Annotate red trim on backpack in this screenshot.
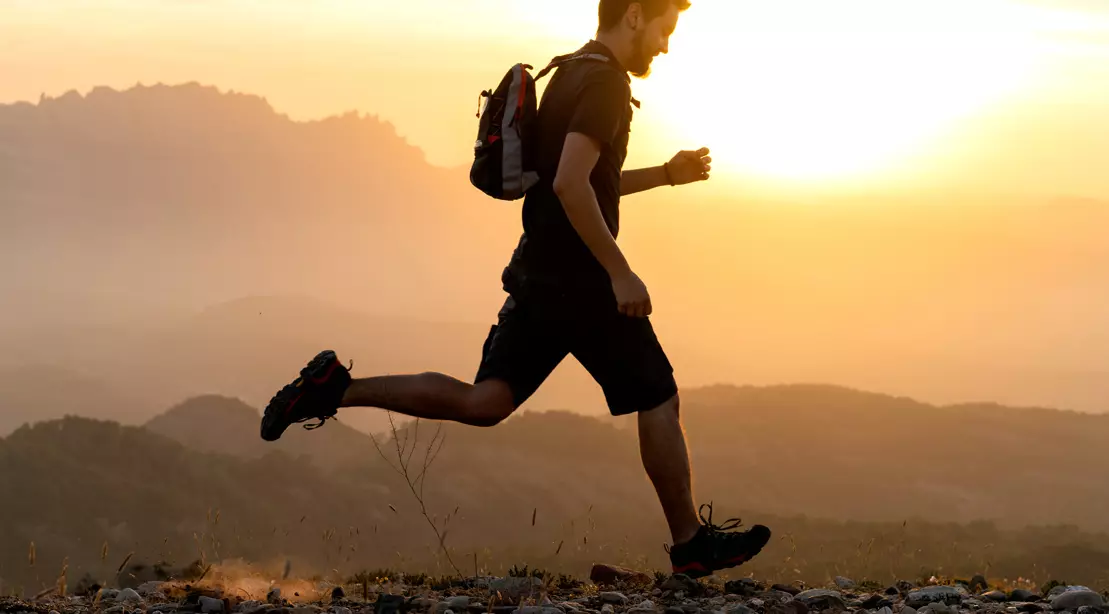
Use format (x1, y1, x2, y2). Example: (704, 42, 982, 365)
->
(516, 65, 528, 114)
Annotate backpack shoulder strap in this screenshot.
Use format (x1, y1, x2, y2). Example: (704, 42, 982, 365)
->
(533, 52, 611, 82)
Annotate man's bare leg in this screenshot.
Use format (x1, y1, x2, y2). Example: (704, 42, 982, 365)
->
(638, 394, 702, 545)
(341, 374, 516, 427)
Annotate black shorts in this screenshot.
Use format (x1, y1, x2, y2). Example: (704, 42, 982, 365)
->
(474, 294, 678, 416)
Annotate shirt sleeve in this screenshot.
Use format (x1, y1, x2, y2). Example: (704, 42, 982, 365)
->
(566, 69, 630, 147)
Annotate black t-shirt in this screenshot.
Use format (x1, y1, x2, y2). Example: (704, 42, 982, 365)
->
(502, 40, 633, 308)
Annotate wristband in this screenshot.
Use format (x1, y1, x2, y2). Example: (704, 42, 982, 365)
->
(663, 162, 675, 186)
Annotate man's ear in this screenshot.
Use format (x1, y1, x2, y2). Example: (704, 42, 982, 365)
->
(627, 2, 643, 30)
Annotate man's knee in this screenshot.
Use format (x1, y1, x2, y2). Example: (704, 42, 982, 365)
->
(466, 380, 517, 427)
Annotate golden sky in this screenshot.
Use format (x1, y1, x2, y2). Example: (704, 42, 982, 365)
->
(3, 0, 1108, 196)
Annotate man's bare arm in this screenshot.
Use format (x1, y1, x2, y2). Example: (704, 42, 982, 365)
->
(620, 165, 669, 196)
(621, 147, 713, 196)
(553, 132, 652, 317)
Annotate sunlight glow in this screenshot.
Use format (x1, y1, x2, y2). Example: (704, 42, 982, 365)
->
(524, 0, 1056, 182)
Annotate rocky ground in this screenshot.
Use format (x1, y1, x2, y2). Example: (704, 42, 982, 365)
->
(3, 566, 1106, 614)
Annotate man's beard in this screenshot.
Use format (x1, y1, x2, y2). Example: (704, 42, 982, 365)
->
(627, 28, 654, 78)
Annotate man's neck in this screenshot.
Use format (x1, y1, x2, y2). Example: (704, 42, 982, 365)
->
(594, 31, 633, 71)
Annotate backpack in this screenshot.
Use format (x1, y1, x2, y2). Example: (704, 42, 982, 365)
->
(470, 51, 612, 201)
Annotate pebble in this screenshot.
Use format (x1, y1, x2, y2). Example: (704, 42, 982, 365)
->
(448, 598, 471, 610)
(268, 588, 283, 605)
(836, 578, 856, 590)
(602, 594, 630, 606)
(200, 596, 225, 614)
(726, 605, 755, 614)
(983, 593, 1009, 603)
(1010, 591, 1040, 603)
(795, 590, 846, 609)
(602, 606, 615, 614)
(908, 588, 965, 608)
(490, 577, 543, 601)
(1050, 592, 1103, 611)
(118, 589, 142, 603)
(334, 608, 352, 614)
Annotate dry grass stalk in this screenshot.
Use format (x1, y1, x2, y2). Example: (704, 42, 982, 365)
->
(370, 413, 460, 576)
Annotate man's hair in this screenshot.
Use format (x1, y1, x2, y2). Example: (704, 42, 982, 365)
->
(598, 0, 691, 32)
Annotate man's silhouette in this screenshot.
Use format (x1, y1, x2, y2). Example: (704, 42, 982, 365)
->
(260, 0, 771, 578)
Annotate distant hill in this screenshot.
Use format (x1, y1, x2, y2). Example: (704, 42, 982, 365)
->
(5, 391, 1109, 594)
(0, 365, 147, 435)
(144, 394, 379, 471)
(5, 81, 1109, 416)
(133, 383, 1109, 532)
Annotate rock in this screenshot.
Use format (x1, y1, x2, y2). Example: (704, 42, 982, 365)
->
(98, 589, 120, 602)
(971, 577, 989, 593)
(375, 596, 407, 614)
(335, 609, 352, 614)
(907, 588, 964, 608)
(726, 579, 762, 597)
(666, 608, 686, 614)
(1077, 607, 1106, 614)
(861, 595, 885, 609)
(628, 600, 656, 613)
(200, 596, 227, 614)
(1011, 591, 1040, 603)
(784, 603, 810, 614)
(899, 582, 917, 594)
(662, 576, 702, 594)
(448, 598, 472, 610)
(515, 608, 561, 614)
(795, 590, 847, 611)
(836, 578, 856, 590)
(601, 606, 615, 614)
(1048, 588, 1069, 599)
(590, 564, 653, 586)
(877, 607, 893, 614)
(268, 588, 283, 605)
(490, 577, 543, 602)
(886, 588, 903, 597)
(775, 585, 803, 597)
(983, 592, 1009, 602)
(1050, 592, 1103, 611)
(762, 591, 797, 604)
(919, 604, 954, 614)
(602, 593, 630, 606)
(726, 605, 756, 614)
(1018, 605, 1046, 613)
(119, 589, 143, 603)
(332, 587, 346, 601)
(901, 607, 918, 614)
(239, 602, 263, 612)
(138, 582, 166, 597)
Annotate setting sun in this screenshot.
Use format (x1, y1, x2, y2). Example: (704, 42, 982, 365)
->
(614, 0, 1052, 182)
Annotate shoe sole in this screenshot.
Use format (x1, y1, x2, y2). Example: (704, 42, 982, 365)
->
(673, 526, 773, 579)
(260, 350, 339, 441)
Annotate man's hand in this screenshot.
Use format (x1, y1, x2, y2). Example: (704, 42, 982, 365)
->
(666, 147, 712, 185)
(612, 270, 653, 318)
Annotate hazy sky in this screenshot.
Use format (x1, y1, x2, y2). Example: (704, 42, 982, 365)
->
(3, 0, 1108, 195)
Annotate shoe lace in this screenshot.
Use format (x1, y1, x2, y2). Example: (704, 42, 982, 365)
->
(664, 501, 746, 555)
(699, 502, 745, 535)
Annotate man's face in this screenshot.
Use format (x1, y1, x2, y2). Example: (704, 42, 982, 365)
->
(628, 4, 680, 78)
